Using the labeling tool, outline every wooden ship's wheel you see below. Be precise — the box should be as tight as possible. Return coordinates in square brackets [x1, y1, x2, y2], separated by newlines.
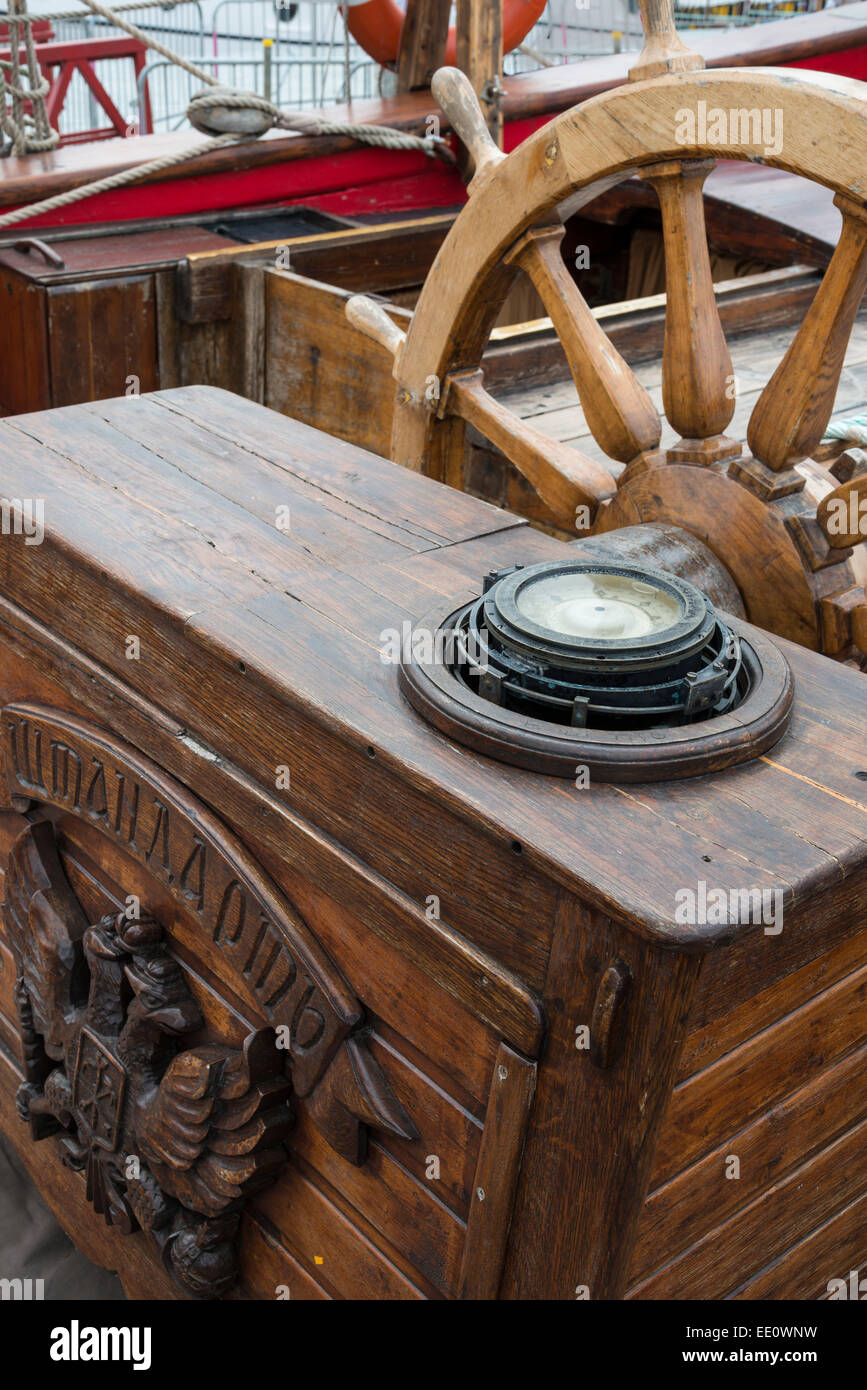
[347, 0, 867, 664]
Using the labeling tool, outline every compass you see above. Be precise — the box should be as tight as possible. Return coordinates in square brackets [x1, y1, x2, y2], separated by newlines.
[398, 560, 794, 781]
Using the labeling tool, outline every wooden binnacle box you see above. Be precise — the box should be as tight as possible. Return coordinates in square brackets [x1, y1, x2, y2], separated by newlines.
[0, 386, 864, 1300]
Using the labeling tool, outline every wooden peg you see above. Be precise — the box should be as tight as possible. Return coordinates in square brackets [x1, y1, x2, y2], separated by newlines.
[646, 159, 739, 463]
[629, 0, 704, 82]
[431, 66, 506, 188]
[441, 369, 616, 525]
[630, 0, 705, 82]
[505, 226, 661, 466]
[345, 295, 406, 369]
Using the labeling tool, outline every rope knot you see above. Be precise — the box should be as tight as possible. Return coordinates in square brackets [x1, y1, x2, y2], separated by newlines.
[187, 87, 278, 139]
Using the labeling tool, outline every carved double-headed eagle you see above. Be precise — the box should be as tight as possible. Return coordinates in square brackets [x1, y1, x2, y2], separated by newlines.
[4, 820, 293, 1298]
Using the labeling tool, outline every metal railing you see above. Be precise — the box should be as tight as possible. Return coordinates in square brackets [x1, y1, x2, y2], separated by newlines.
[8, 0, 852, 142]
[134, 46, 378, 127]
[47, 1, 206, 134]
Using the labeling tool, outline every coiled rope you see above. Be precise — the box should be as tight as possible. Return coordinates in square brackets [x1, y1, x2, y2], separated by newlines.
[0, 0, 454, 231]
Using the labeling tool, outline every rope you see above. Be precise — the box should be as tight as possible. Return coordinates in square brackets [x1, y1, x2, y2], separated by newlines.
[0, 0, 186, 20]
[823, 413, 867, 448]
[0, 0, 453, 225]
[0, 132, 236, 228]
[66, 0, 223, 85]
[1, 0, 60, 156]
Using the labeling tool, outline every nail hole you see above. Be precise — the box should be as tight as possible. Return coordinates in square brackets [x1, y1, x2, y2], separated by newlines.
[238, 661, 246, 674]
[511, 840, 523, 854]
[702, 855, 712, 863]
[366, 746, 376, 759]
[856, 771, 867, 781]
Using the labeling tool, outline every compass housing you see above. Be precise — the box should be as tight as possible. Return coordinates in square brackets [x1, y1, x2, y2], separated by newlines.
[398, 560, 794, 781]
[465, 562, 745, 731]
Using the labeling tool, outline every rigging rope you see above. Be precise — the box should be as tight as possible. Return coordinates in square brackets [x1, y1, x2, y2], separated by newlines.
[0, 0, 453, 228]
[1, 0, 60, 155]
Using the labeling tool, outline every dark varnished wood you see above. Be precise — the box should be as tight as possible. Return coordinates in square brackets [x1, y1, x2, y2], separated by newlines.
[0, 386, 864, 1300]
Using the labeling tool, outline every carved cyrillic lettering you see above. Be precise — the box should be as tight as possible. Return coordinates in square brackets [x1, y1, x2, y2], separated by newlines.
[113, 773, 139, 847]
[145, 801, 172, 879]
[215, 879, 246, 945]
[86, 761, 109, 823]
[179, 836, 206, 912]
[50, 740, 82, 809]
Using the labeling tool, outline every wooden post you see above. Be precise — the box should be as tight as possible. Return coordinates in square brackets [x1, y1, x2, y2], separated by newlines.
[455, 0, 504, 146]
[397, 0, 453, 92]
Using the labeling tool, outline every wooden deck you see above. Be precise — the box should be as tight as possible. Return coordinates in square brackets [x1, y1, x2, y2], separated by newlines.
[500, 308, 867, 474]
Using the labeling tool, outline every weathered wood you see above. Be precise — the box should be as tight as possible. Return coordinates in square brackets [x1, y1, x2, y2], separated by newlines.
[628, 0, 704, 82]
[644, 159, 739, 462]
[397, 0, 452, 92]
[459, 1043, 536, 1298]
[748, 197, 867, 472]
[499, 901, 701, 1299]
[455, 0, 503, 144]
[441, 369, 616, 524]
[505, 224, 661, 465]
[0, 385, 865, 1302]
[432, 66, 505, 186]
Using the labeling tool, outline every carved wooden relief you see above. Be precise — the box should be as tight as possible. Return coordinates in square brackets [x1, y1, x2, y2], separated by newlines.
[1, 704, 417, 1296]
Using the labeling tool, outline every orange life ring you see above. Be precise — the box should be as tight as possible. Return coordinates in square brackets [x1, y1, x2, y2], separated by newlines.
[344, 0, 548, 70]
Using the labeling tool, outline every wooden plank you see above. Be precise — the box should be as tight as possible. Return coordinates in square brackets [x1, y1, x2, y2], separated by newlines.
[682, 929, 867, 1077]
[180, 216, 452, 323]
[629, 1043, 867, 1285]
[731, 1193, 867, 1301]
[258, 1103, 467, 1296]
[459, 1042, 536, 1299]
[238, 1215, 332, 1300]
[0, 272, 49, 415]
[263, 270, 409, 457]
[652, 963, 867, 1186]
[456, 0, 503, 143]
[47, 277, 157, 407]
[629, 1118, 867, 1299]
[251, 1161, 429, 1300]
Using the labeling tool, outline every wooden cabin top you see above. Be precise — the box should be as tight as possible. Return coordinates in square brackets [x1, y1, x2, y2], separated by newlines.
[2, 385, 866, 960]
[2, 3, 867, 213]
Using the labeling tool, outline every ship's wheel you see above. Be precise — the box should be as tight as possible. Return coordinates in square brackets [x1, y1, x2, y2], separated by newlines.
[346, 0, 867, 663]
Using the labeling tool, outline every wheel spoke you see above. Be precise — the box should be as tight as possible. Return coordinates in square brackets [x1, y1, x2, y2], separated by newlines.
[646, 158, 740, 464]
[505, 225, 662, 467]
[747, 196, 867, 472]
[441, 369, 616, 527]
